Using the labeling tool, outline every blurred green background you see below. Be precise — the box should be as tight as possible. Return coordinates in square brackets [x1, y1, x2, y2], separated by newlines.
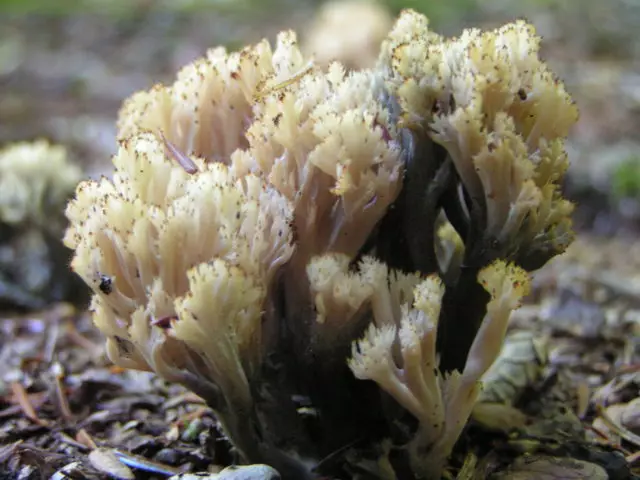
[1, 0, 639, 233]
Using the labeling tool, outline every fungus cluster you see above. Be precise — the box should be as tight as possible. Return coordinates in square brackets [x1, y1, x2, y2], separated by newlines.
[379, 10, 578, 268]
[0, 140, 84, 308]
[65, 10, 578, 479]
[0, 140, 81, 229]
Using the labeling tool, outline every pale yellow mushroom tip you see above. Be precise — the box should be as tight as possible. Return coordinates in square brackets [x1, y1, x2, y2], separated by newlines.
[348, 323, 397, 381]
[413, 274, 445, 315]
[381, 9, 578, 261]
[478, 260, 531, 307]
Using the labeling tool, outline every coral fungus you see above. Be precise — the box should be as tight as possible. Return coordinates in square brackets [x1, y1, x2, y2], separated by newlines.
[0, 140, 85, 308]
[65, 10, 578, 479]
[0, 140, 80, 229]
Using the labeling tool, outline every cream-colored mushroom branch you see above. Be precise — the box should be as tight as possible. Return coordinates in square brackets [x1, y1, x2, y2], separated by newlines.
[349, 260, 529, 478]
[64, 9, 577, 480]
[64, 132, 295, 467]
[375, 10, 578, 373]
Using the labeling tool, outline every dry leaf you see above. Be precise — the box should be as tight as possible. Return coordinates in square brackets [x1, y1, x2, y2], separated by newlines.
[88, 448, 135, 480]
[472, 403, 528, 432]
[491, 454, 608, 479]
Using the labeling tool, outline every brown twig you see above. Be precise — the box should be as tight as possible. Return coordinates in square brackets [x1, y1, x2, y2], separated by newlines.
[615, 363, 640, 375]
[0, 440, 23, 463]
[65, 319, 102, 353]
[76, 428, 98, 450]
[10, 382, 49, 426]
[585, 423, 616, 442]
[45, 304, 78, 362]
[52, 362, 73, 421]
[57, 431, 91, 451]
[43, 320, 60, 364]
[597, 404, 640, 449]
[162, 391, 206, 410]
[575, 381, 591, 419]
[625, 449, 640, 465]
[0, 391, 47, 419]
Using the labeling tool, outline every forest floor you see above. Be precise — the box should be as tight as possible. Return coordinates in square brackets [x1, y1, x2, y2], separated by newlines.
[1, 236, 639, 478]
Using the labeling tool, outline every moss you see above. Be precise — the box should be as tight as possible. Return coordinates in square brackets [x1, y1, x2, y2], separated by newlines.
[612, 154, 640, 199]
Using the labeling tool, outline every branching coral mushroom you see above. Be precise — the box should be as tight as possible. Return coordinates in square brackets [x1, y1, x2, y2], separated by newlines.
[0, 140, 86, 309]
[65, 10, 578, 479]
[376, 10, 578, 372]
[0, 140, 80, 230]
[65, 132, 295, 464]
[349, 260, 529, 477]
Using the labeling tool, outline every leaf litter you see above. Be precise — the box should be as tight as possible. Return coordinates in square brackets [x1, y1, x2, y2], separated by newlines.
[0, 235, 637, 479]
[0, 303, 231, 479]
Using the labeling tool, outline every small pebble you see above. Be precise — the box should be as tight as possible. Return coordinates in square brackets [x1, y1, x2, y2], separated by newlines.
[154, 447, 183, 465]
[168, 464, 281, 480]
